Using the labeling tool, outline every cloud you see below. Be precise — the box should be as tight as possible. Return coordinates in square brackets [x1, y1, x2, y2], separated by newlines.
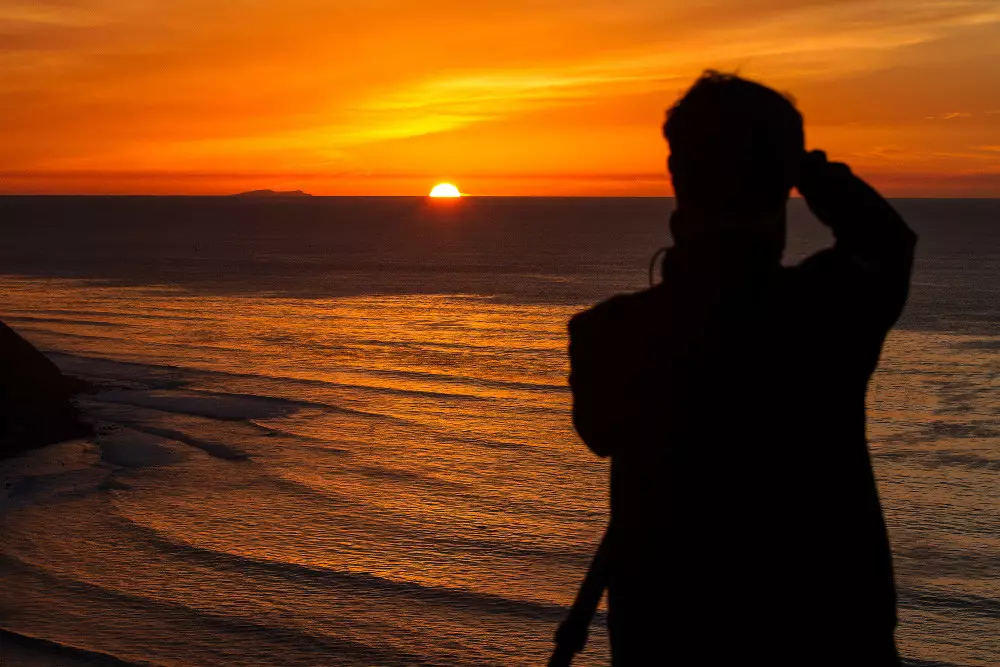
[925, 112, 973, 120]
[0, 0, 998, 194]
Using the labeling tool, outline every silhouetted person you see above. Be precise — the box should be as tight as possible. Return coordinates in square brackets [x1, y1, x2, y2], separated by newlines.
[567, 72, 916, 666]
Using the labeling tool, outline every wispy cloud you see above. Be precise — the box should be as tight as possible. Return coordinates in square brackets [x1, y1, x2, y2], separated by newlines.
[925, 112, 973, 120]
[349, 0, 1000, 143]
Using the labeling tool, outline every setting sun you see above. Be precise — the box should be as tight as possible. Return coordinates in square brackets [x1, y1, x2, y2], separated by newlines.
[429, 183, 461, 198]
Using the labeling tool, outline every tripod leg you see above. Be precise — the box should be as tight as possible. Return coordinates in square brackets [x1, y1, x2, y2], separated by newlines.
[548, 526, 613, 666]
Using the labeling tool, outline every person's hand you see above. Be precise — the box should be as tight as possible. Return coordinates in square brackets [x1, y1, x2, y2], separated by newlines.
[796, 149, 904, 237]
[796, 150, 853, 200]
[799, 149, 829, 182]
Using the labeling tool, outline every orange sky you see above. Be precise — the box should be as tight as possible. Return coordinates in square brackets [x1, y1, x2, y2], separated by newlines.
[2, 0, 999, 196]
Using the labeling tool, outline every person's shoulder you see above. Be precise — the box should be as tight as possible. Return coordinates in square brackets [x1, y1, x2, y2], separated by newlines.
[570, 286, 666, 332]
[569, 287, 663, 337]
[570, 293, 631, 341]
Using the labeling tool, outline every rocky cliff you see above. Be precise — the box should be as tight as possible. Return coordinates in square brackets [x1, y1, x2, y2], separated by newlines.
[0, 322, 91, 458]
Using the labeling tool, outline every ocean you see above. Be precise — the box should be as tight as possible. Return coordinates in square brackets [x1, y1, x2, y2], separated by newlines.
[0, 196, 997, 666]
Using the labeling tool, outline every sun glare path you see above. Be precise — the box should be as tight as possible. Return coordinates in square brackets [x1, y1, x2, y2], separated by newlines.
[429, 183, 461, 198]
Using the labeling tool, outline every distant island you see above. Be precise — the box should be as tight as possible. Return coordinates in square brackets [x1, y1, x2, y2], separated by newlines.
[233, 189, 313, 198]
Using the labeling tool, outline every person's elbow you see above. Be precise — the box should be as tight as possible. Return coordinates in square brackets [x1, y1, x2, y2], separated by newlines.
[572, 404, 616, 458]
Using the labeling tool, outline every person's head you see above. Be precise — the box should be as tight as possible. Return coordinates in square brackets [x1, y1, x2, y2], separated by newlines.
[664, 71, 804, 241]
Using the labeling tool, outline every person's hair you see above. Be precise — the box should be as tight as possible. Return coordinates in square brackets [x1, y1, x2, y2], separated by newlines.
[664, 71, 804, 215]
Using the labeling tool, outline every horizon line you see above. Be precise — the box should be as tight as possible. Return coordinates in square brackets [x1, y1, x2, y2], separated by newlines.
[2, 193, 1000, 200]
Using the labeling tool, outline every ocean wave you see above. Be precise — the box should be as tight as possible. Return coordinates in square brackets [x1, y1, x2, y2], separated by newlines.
[52, 348, 567, 406]
[85, 388, 402, 432]
[55, 351, 502, 407]
[0, 627, 156, 667]
[901, 588, 1000, 621]
[952, 337, 1000, 351]
[105, 423, 250, 461]
[13, 326, 131, 344]
[1, 442, 110, 514]
[250, 422, 365, 448]
[329, 334, 561, 355]
[0, 553, 439, 667]
[894, 544, 1000, 580]
[259, 409, 533, 454]
[91, 389, 310, 422]
[113, 517, 577, 623]
[344, 363, 568, 395]
[96, 428, 192, 469]
[110, 485, 597, 589]
[0, 306, 218, 324]
[0, 314, 123, 328]
[877, 448, 1000, 472]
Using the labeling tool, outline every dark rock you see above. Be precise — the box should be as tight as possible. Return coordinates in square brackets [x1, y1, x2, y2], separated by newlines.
[0, 321, 92, 458]
[62, 374, 97, 395]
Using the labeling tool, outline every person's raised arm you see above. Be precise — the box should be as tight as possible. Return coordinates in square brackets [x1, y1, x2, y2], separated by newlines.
[796, 150, 918, 329]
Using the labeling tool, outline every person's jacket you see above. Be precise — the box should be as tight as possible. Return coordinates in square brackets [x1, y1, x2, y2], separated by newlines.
[569, 163, 916, 666]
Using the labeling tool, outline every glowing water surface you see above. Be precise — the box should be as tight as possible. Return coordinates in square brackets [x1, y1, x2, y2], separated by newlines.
[0, 196, 997, 666]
